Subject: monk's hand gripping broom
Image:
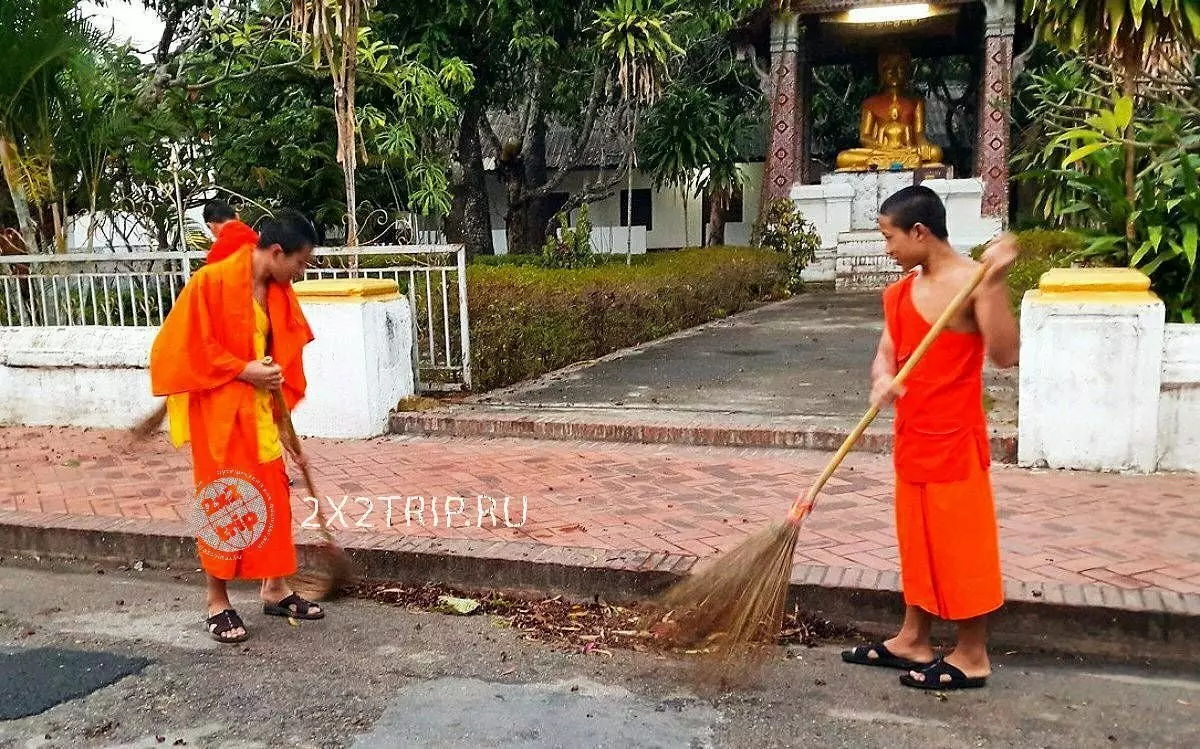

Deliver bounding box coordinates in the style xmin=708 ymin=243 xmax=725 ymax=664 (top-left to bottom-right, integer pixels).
xmin=649 ymin=261 xmax=991 ymax=679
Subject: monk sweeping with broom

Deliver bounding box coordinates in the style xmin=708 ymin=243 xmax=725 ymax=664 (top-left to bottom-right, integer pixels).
xmin=842 ymin=186 xmax=1019 ymax=691
xmin=149 ymin=209 xmax=328 ymax=644
xmin=652 ymin=186 xmax=1019 ymax=691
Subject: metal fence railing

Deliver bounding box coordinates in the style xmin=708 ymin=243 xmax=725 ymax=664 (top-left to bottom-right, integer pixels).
xmin=0 ymin=244 xmax=471 ymax=392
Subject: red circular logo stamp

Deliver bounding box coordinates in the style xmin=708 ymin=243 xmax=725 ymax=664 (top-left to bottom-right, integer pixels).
xmin=190 ymin=471 xmax=274 ymax=557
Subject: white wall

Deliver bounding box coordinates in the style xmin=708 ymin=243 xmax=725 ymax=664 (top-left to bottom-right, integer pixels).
xmin=484 ymin=162 xmax=764 ymax=252
xmin=1018 ymin=274 xmax=1199 ymax=474
xmin=1018 ymin=296 xmax=1166 ymax=472
xmin=0 ymin=327 xmax=160 ymax=428
xmin=0 ymin=297 xmax=414 ymax=439
xmin=1159 ymin=324 xmax=1200 ymax=472
xmin=290 ymin=297 xmax=414 ymax=439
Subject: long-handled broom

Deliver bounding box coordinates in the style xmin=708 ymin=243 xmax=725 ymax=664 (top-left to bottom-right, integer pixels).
xmin=267 ymin=378 xmax=355 ymax=601
xmin=649 ymin=261 xmax=991 ymax=673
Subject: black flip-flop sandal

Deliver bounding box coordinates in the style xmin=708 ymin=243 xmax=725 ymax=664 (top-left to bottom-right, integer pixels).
xmin=842 ymin=643 xmax=934 ymax=671
xmin=206 ymin=609 xmax=249 ymax=644
xmin=899 ymin=658 xmax=988 ymax=690
xmin=263 ymin=592 xmax=325 ymax=620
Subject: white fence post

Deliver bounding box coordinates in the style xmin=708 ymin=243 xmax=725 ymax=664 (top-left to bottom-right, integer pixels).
xmin=1018 ymin=268 xmax=1165 ymax=473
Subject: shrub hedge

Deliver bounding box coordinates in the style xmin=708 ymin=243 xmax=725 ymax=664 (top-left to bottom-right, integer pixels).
xmin=467 ymin=246 xmax=787 ymax=391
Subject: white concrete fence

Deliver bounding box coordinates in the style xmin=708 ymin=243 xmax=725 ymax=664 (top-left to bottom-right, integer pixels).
xmin=1018 ymin=268 xmax=1199 ymax=473
xmin=0 ymin=279 xmax=415 ymax=440
xmin=0 ymin=244 xmax=472 ymax=392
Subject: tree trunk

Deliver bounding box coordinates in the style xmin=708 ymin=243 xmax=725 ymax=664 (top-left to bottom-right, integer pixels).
xmin=706 ymin=186 xmax=728 ymax=247
xmin=445 ymin=97 xmax=494 ymax=259
xmin=625 ymin=109 xmax=637 ymax=265
xmin=1122 ymin=52 xmax=1137 ymax=249
xmin=331 ymin=2 xmax=361 ymax=266
xmin=520 ymin=112 xmax=549 ymax=253
xmin=0 ymin=136 xmax=38 ymax=252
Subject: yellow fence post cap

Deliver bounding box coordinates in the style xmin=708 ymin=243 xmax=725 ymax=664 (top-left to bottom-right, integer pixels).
xmin=1031 ymin=267 xmax=1158 ymax=304
xmin=293 ymin=278 xmax=401 ymax=302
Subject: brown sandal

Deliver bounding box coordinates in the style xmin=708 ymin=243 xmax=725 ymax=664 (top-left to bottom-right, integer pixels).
xmin=206 ymin=609 xmax=249 ymax=643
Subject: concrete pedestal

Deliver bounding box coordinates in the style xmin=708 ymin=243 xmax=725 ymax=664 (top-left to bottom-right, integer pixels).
xmin=291 ymin=279 xmax=415 ymax=439
xmin=791 ymin=174 xmax=999 ymax=289
xmin=1018 ymin=269 xmax=1165 ymax=472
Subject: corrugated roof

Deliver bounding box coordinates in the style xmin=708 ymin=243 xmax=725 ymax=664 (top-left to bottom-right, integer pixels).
xmin=485 ymin=109 xmax=769 ymax=171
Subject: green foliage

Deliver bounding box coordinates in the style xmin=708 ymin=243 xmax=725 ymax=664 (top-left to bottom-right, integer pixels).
xmin=540 ymin=204 xmax=597 ymax=269
xmin=1027 ymin=87 xmax=1200 ymax=322
xmin=467 ymin=246 xmax=787 ymax=391
xmin=1012 ymin=49 xmax=1110 ymax=226
xmin=971 ymin=230 xmax=1085 ymax=312
xmin=595 ymin=0 xmax=688 ymax=106
xmin=1025 ymin=0 xmax=1200 ymax=63
xmin=752 ymin=198 xmax=820 ymax=293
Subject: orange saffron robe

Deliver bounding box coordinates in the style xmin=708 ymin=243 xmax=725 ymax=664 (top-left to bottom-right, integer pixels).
xmin=206 ymin=220 xmax=259 ymax=265
xmin=883 ymin=272 xmax=1004 ymax=621
xmin=150 ymin=248 xmax=313 ymax=580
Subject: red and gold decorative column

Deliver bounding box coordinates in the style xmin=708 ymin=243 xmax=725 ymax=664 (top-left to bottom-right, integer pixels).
xmin=761 ymin=12 xmax=803 ymax=217
xmin=975 ymin=0 xmax=1015 ymax=223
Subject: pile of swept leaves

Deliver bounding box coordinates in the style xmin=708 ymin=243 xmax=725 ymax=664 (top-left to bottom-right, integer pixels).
xmin=354 ymin=582 xmax=860 ymax=656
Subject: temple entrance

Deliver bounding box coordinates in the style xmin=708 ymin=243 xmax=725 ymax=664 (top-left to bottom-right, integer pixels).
xmin=753 ymin=0 xmax=1019 ymax=290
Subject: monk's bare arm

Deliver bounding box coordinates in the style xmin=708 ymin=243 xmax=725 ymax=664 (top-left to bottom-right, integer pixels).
xmin=974 ymin=235 xmax=1020 ymax=368
xmin=869 ymin=328 xmax=903 ymax=408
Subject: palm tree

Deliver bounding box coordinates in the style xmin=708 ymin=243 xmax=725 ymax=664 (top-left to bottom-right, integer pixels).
xmin=291 ymin=0 xmax=368 ymax=255
xmin=639 ymin=84 xmax=753 ymax=246
xmin=1025 ymin=0 xmax=1200 ymax=240
xmin=596 ymin=0 xmax=686 ymax=263
xmin=0 ymin=0 xmax=96 ymax=252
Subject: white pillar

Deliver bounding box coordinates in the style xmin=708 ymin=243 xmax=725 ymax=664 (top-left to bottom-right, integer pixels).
xmin=1018 ymin=268 xmax=1165 ymax=472
xmin=291 ymin=279 xmax=415 ymax=439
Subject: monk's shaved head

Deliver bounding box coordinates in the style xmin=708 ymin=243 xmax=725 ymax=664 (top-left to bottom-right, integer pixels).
xmin=880 ymin=186 xmax=949 ymax=241
xmin=258 ymin=209 xmax=318 ymax=254
xmin=203 ymin=201 xmax=237 ymax=225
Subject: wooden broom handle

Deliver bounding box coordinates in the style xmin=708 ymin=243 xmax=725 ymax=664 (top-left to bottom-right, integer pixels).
xmin=787 ymin=262 xmax=991 ymax=524
xmin=262 ymin=357 xmax=331 ymax=540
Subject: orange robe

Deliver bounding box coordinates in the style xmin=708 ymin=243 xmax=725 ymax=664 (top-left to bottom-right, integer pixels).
xmin=883 ymin=272 xmax=1003 ymax=621
xmin=206 ymin=220 xmax=259 ymax=264
xmin=150 ymin=249 xmax=313 ymax=580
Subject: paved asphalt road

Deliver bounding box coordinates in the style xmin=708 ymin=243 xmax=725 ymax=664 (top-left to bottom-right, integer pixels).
xmin=0 ymin=560 xmax=1196 ymax=748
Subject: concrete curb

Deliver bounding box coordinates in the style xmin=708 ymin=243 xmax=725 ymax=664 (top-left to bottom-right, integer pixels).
xmin=390 ymin=412 xmax=1020 ymax=463
xmin=2 ymin=511 xmax=1194 ymax=665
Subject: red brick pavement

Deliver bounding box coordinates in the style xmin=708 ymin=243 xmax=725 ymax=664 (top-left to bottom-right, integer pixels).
xmin=1 ymin=426 xmax=1199 ymax=596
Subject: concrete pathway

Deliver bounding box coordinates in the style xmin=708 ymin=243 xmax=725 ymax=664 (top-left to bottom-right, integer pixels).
xmin=2 ymin=425 xmax=1197 ymax=662
xmin=394 ymin=292 xmax=1019 ymax=454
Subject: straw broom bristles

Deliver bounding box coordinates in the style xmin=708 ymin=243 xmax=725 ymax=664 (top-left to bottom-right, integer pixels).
xmin=647 ymin=262 xmax=992 ymax=680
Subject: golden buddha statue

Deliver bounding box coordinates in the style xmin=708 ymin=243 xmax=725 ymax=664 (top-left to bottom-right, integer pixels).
xmin=836 ymin=50 xmax=943 ymax=172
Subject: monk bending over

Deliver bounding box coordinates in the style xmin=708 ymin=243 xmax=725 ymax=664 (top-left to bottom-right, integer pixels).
xmin=841 ymin=185 xmax=1019 ymax=690
xmin=203 ymin=200 xmax=259 ymax=265
xmin=150 ymin=209 xmax=323 ymax=643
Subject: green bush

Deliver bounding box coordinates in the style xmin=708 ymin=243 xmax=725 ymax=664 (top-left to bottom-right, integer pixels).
xmin=972 ymin=229 xmax=1084 ymax=312
xmin=752 ymin=197 xmax=820 ymax=293
xmin=540 ymin=204 xmax=597 ymax=269
xmin=467 ymin=246 xmax=788 ymax=391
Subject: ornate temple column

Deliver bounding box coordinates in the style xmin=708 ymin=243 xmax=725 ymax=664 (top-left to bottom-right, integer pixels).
xmin=975 ymin=0 xmax=1016 ymax=223
xmin=761 ymin=12 xmax=802 ymax=216
xmin=797 ymin=35 xmax=814 ymax=186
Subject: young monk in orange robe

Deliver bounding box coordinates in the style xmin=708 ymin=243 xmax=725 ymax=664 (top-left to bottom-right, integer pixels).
xmin=203 ymin=200 xmax=259 ymax=265
xmin=841 ymin=185 xmax=1019 ymax=690
xmin=150 ymin=209 xmax=323 ymax=643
